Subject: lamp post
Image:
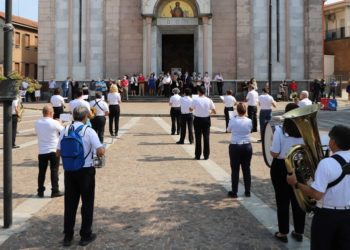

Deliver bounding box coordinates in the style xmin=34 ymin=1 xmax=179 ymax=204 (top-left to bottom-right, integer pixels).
xmin=3 ymin=0 xmax=13 ymax=228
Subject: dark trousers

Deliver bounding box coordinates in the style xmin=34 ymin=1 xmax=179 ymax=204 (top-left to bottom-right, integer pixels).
xmin=311 ymin=208 xmax=350 ymax=250
xmin=109 ymin=105 xmax=120 ymax=135
xmin=224 ymin=107 xmax=234 ymax=131
xmin=247 ymin=106 xmax=257 ymax=132
xmin=91 ymin=116 xmax=106 ymax=143
xmin=164 ymin=84 xmax=170 ymax=97
xmin=38 ymin=152 xmax=59 ymax=193
xmin=179 ymin=113 xmax=193 ymax=143
xmin=328 ymin=87 xmax=336 ymax=99
xmin=259 ymin=109 xmax=272 ymax=139
xmin=270 ymin=159 xmax=305 ymax=234
xmin=217 ymin=82 xmax=223 ymax=96
xmin=229 ymin=144 xmax=252 ymax=194
xmin=313 ymin=91 xmax=320 ymax=103
xmin=170 ymin=107 xmax=181 ymax=135
xmin=193 ymin=116 xmax=211 ymax=159
xmin=64 ymin=167 xmax=96 ymax=239
xmin=53 ymin=106 xmax=64 ymax=120
xmin=12 ymin=115 xmax=18 ymax=146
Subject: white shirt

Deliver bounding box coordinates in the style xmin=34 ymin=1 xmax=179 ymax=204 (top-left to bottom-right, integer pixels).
xmin=50 ymin=95 xmax=65 ymax=107
xmin=214 ymin=74 xmax=223 ymax=81
xmin=57 ymin=122 xmax=102 ymax=168
xmin=35 ymin=117 xmax=64 ymax=154
xmin=259 ymin=94 xmax=275 ymax=110
xmin=223 ymin=95 xmax=237 ymax=108
xmin=203 ymin=76 xmax=211 ymax=86
xmin=270 ymin=126 xmax=304 ymax=159
xmin=180 ymin=96 xmax=193 ymax=114
xmin=191 ymin=96 xmax=215 ymax=117
xmin=90 ymin=99 xmax=109 ymax=116
xmin=312 ymin=151 xmax=350 ymax=208
xmin=298 ymin=98 xmax=312 ymax=108
xmin=246 ymin=90 xmax=259 ymax=106
xmin=22 ymin=81 xmax=29 ymax=89
xmin=108 ymin=93 xmax=121 ymax=105
xmin=69 ymin=98 xmax=90 ymax=113
xmin=49 ymin=80 xmax=56 ymax=89
xmin=227 ymin=116 xmax=252 ymax=144
xmin=162 ymin=76 xmax=171 ymax=85
xmin=12 ymin=98 xmax=19 ymax=115
xmin=169 ymin=94 xmax=181 ymax=107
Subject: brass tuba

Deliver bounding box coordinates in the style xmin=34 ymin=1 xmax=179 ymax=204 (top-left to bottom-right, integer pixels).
xmin=284 ymin=104 xmax=324 ymax=212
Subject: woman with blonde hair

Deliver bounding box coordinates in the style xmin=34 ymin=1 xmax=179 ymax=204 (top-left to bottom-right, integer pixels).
xmin=107 ymin=85 xmax=121 ymax=137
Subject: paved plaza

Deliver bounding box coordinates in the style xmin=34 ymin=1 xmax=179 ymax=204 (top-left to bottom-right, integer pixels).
xmin=0 ymin=95 xmax=349 ymax=249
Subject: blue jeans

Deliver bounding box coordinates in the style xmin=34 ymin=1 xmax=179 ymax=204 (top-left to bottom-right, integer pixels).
xmin=259 ymin=109 xmax=272 ymax=139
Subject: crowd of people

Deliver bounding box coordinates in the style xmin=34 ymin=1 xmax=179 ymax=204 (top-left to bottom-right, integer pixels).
xmin=8 ymin=72 xmax=350 ymax=249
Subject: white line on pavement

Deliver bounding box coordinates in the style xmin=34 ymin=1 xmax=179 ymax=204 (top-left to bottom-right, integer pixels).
xmin=153 ymin=117 xmax=310 ymax=250
xmin=0 ymin=117 xmax=141 ymax=245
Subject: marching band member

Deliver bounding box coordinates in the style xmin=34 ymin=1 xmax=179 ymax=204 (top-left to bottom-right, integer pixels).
xmin=270 ymin=103 xmax=306 ymax=243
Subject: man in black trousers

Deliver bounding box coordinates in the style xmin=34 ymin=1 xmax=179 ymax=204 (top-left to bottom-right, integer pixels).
xmin=190 ymin=86 xmax=216 ymax=160
xmin=57 ymin=106 xmax=105 ymax=247
xmin=177 ymin=88 xmax=194 ymax=144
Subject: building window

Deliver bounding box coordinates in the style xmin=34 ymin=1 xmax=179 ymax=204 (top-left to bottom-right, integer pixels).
xmin=34 ymin=36 xmax=38 ymax=49
xmin=24 ymin=34 xmax=30 ymax=48
xmin=14 ymin=63 xmax=20 ymax=73
xmin=25 ymin=63 xmax=30 ymax=77
xmin=15 ymin=32 xmax=20 ymax=47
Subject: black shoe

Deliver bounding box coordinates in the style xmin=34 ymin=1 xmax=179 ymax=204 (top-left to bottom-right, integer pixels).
xmin=245 ymin=192 xmax=251 ymax=197
xmin=62 ymin=236 xmax=73 ymax=247
xmin=274 ymin=232 xmax=288 ymax=243
xmin=37 ymin=192 xmax=44 ymax=198
xmin=257 ymin=139 xmax=262 ymax=143
xmin=110 ymin=133 xmax=115 ymax=137
xmin=12 ymin=145 xmax=20 ymax=149
xmin=51 ymin=191 xmax=64 ymax=198
xmin=189 ymin=141 xmax=193 ymax=144
xmin=204 ymin=157 xmax=209 ymax=160
xmin=79 ymin=233 xmax=97 ymax=246
xmin=171 ymin=132 xmax=175 ymax=135
xmin=176 ymin=141 xmax=184 ymax=144
xmin=228 ymin=191 xmax=237 ymax=198
xmin=194 ymin=156 xmax=200 ymax=160
xmin=291 ymin=231 xmax=303 ymax=242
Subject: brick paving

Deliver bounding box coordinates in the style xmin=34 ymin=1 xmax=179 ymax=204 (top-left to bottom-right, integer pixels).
xmin=0 ymin=94 xmax=348 ymax=249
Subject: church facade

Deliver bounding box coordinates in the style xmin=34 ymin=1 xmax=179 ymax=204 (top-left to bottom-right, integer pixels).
xmin=38 ymin=0 xmax=323 ymax=81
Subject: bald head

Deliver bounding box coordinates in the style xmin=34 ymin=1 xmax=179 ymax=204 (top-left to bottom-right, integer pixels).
xmin=42 ymin=105 xmax=54 ymax=117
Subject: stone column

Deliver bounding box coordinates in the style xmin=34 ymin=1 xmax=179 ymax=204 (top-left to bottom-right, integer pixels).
xmin=145 ymin=16 xmax=152 ymax=75
xmin=202 ymin=16 xmax=209 ymax=73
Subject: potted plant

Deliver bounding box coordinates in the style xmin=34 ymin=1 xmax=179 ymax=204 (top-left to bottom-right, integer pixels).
xmin=0 ymin=72 xmax=22 ymax=101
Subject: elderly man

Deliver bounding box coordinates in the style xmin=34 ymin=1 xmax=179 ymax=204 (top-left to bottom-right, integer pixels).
xmin=298 ymin=90 xmax=312 ymax=108
xmin=57 ymin=106 xmax=105 ymax=247
xmin=35 ymin=105 xmax=64 ymax=198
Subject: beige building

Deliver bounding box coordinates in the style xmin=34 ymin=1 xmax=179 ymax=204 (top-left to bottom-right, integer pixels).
xmin=324 ymin=0 xmax=350 ymax=80
xmin=38 ymin=0 xmax=323 ymax=82
xmin=0 ymin=12 xmax=38 ymax=79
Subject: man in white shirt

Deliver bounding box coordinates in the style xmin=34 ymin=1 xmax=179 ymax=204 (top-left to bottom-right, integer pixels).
xmin=169 ymin=88 xmax=181 ymax=135
xmin=49 ymin=78 xmax=56 ymax=99
xmin=89 ymin=92 xmax=109 ymax=143
xmin=177 ymin=88 xmax=194 ymax=144
xmin=287 ymin=125 xmax=350 ymax=250
xmin=258 ymin=87 xmax=276 ymax=140
xmin=69 ymin=89 xmax=91 ymax=113
xmin=12 ymin=96 xmax=20 ymax=148
xmin=57 ymin=106 xmax=105 ymax=247
xmin=190 ymin=86 xmax=216 ymax=160
xmin=246 ymin=84 xmax=259 ymax=132
xmin=22 ymin=80 xmax=29 ymax=102
xmin=214 ymin=72 xmax=224 ymax=96
xmin=162 ymin=73 xmax=172 ymax=97
xmin=35 ymin=105 xmax=64 ymax=198
xmin=298 ymin=90 xmax=313 ymax=108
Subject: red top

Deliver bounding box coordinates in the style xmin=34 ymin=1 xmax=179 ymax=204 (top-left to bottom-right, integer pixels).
xmin=138 ymin=76 xmax=145 ymax=84
xmin=289 ymin=81 xmax=297 ymax=91
xmin=121 ymin=79 xmax=129 ymax=87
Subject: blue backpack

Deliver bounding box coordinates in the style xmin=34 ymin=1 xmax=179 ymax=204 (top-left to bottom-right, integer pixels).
xmin=60 ymin=125 xmax=90 ymax=171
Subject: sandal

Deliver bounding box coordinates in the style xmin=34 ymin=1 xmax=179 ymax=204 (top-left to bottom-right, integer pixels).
xmin=274 ymin=232 xmax=288 ymax=243
xmin=291 ymin=231 xmax=303 ymax=242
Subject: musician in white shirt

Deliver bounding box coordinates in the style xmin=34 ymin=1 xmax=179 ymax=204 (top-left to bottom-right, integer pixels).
xmin=221 ymin=90 xmax=237 ymax=132
xmin=258 ymin=88 xmax=276 ymax=140
xmin=287 ymin=125 xmax=350 ymax=250
xmin=298 ymin=90 xmax=312 ymax=108
xmin=177 ymin=88 xmax=193 ymax=144
xmin=107 ymin=85 xmax=121 ymax=136
xmin=90 ymin=92 xmax=109 ymax=143
xmin=169 ymin=88 xmax=181 ymax=135
xmin=50 ymin=88 xmax=66 ymax=119
xmin=246 ymin=85 xmax=259 ymax=132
